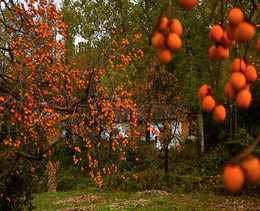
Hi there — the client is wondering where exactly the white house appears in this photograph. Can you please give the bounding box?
[101,120,183,149]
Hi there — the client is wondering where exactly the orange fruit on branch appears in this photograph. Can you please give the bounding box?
[178,0,198,9]
[212,104,226,123]
[245,65,257,84]
[230,58,246,73]
[228,7,243,28]
[151,32,165,50]
[209,25,223,42]
[159,48,171,65]
[235,21,255,43]
[166,33,182,52]
[224,83,236,101]
[226,24,237,40]
[222,31,235,47]
[198,85,211,100]
[202,95,216,113]
[236,89,252,109]
[223,163,244,193]
[256,36,260,54]
[216,45,229,60]
[229,72,246,91]
[209,46,218,62]
[169,19,183,36]
[241,156,260,185]
[158,17,168,32]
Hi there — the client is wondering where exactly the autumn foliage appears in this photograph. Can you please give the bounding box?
[0,0,141,189]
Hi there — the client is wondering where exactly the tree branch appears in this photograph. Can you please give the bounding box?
[0,134,70,181]
[0,155,20,180]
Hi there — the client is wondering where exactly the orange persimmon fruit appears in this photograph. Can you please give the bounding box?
[222,31,235,47]
[245,65,257,84]
[159,48,171,65]
[178,0,198,9]
[226,24,237,40]
[216,45,229,60]
[256,36,260,54]
[235,21,255,43]
[212,104,226,123]
[236,89,252,109]
[158,17,168,32]
[209,46,218,62]
[228,7,243,28]
[169,19,183,36]
[198,85,211,100]
[230,58,246,73]
[209,25,224,42]
[224,82,236,101]
[223,163,244,193]
[166,33,182,52]
[202,95,216,113]
[241,156,260,185]
[151,32,165,50]
[229,72,246,91]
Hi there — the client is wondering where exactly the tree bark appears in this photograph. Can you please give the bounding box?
[164,143,168,175]
[229,42,238,157]
[184,26,205,159]
[197,106,205,159]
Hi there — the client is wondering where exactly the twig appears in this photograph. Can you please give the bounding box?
[232,132,260,163]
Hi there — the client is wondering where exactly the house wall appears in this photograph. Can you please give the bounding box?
[101,121,183,149]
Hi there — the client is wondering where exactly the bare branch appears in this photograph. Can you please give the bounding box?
[232,132,260,163]
[0,155,20,180]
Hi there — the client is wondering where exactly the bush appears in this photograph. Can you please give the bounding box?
[0,172,34,211]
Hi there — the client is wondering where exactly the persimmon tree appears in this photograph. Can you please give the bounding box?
[0,0,142,189]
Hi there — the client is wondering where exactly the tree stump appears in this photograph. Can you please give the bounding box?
[46,161,60,193]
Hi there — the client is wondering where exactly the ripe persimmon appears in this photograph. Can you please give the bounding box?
[198,85,211,100]
[212,104,226,123]
[166,33,182,52]
[241,156,260,185]
[209,46,218,62]
[229,72,246,91]
[151,32,165,50]
[178,0,198,9]
[202,95,216,113]
[222,31,235,47]
[158,17,168,32]
[216,45,229,60]
[230,58,246,73]
[223,163,244,193]
[228,7,243,28]
[159,49,171,65]
[209,25,223,42]
[169,19,183,36]
[236,89,252,109]
[226,25,237,40]
[256,36,260,54]
[224,82,236,101]
[235,21,255,43]
[245,65,257,84]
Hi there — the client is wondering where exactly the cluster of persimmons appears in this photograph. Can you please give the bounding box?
[151,0,197,64]
[199,6,259,125]
[198,85,226,123]
[223,155,260,193]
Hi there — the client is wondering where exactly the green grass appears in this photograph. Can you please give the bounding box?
[32,189,260,210]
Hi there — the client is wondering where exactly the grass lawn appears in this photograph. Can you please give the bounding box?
[32,189,260,210]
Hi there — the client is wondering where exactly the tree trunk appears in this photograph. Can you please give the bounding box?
[229,42,238,157]
[146,55,153,142]
[229,100,237,157]
[197,106,205,159]
[164,143,169,174]
[184,26,205,158]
